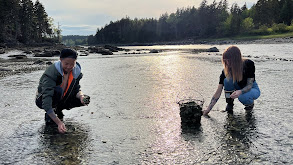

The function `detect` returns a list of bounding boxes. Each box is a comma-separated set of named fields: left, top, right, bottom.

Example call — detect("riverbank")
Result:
left=0, top=36, right=292, bottom=79
left=203, top=36, right=293, bottom=45
left=153, top=36, right=293, bottom=45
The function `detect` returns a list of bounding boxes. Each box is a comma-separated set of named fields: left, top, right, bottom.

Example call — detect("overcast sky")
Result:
left=33, top=0, right=258, bottom=36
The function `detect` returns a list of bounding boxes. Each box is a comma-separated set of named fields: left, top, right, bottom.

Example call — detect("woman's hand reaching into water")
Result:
left=202, top=109, right=210, bottom=116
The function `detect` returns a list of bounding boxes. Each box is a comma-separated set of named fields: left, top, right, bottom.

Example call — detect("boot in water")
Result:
left=225, top=98, right=234, bottom=114
left=244, top=102, right=254, bottom=111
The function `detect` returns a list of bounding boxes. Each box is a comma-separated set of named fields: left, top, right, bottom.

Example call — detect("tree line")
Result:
left=62, top=35, right=88, bottom=46
left=89, top=0, right=293, bottom=45
left=0, top=0, right=60, bottom=45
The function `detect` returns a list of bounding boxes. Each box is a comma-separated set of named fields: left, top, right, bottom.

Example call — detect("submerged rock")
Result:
left=23, top=50, right=33, bottom=54
left=46, top=61, right=53, bottom=65
left=207, top=47, right=219, bottom=52
left=0, top=67, right=13, bottom=71
left=33, top=49, right=60, bottom=57
left=149, top=49, right=159, bottom=53
left=79, top=51, right=89, bottom=56
left=51, top=50, right=61, bottom=56
left=33, top=59, right=45, bottom=65
left=34, top=52, right=54, bottom=57
left=104, top=45, right=123, bottom=52
left=0, top=48, right=5, bottom=54
left=8, top=55, right=27, bottom=59
left=88, top=46, right=113, bottom=55
left=33, top=60, right=52, bottom=65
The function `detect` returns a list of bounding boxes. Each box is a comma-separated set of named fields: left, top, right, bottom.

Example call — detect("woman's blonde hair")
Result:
left=222, top=46, right=243, bottom=82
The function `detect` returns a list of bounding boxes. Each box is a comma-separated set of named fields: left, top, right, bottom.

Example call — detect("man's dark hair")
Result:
left=60, top=49, right=77, bottom=59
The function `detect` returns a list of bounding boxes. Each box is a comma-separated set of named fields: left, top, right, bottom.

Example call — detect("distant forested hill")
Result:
left=88, top=0, right=293, bottom=45
left=62, top=35, right=88, bottom=46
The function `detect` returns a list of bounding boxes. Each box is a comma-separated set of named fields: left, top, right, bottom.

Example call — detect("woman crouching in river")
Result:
left=203, top=46, right=260, bottom=115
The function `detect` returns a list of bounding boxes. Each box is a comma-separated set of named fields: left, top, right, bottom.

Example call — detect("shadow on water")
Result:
left=38, top=120, right=90, bottom=165
left=220, top=111, right=258, bottom=163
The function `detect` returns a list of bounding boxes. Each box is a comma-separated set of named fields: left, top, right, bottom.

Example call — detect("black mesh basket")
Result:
left=177, top=90, right=204, bottom=125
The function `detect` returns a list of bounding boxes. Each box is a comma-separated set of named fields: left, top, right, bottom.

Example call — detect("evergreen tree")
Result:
left=20, top=0, right=34, bottom=44
left=254, top=0, right=277, bottom=26
left=87, top=35, right=96, bottom=45
left=229, top=3, right=242, bottom=35
left=157, top=13, right=169, bottom=40
left=198, top=0, right=209, bottom=36
left=0, top=0, right=21, bottom=43
left=270, top=0, right=281, bottom=23
left=34, top=0, right=50, bottom=42
left=280, top=0, right=293, bottom=25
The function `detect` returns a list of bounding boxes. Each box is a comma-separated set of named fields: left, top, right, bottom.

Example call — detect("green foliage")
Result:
left=272, top=23, right=288, bottom=33
left=241, top=17, right=254, bottom=32
left=250, top=25, right=272, bottom=35
left=260, top=25, right=271, bottom=33
left=217, top=15, right=232, bottom=36
left=286, top=25, right=293, bottom=32
left=287, top=20, right=293, bottom=32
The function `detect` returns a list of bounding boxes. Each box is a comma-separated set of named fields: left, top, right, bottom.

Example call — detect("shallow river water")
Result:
left=1, top=43, right=293, bottom=164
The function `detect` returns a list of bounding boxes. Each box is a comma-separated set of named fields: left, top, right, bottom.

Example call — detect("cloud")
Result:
left=61, top=24, right=99, bottom=36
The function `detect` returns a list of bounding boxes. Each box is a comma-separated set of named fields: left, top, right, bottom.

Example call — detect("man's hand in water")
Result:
left=48, top=112, right=67, bottom=133
left=57, top=122, right=67, bottom=133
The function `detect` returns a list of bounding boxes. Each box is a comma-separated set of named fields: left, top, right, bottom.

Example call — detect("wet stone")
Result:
left=8, top=55, right=27, bottom=59
left=33, top=60, right=45, bottom=65
left=83, top=95, right=90, bottom=105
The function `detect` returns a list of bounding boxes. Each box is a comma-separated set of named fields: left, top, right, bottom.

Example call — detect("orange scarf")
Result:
left=61, top=71, right=74, bottom=97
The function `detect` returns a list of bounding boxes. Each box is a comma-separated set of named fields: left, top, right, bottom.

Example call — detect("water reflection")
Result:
left=38, top=121, right=89, bottom=165
left=181, top=124, right=203, bottom=140
left=221, top=111, right=257, bottom=163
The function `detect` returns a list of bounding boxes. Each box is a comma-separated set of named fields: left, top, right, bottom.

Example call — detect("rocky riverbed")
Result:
left=0, top=58, right=52, bottom=78
left=0, top=43, right=221, bottom=79
left=1, top=41, right=293, bottom=164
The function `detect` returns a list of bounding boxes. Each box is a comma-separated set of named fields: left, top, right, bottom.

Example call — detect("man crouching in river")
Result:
left=35, top=48, right=90, bottom=133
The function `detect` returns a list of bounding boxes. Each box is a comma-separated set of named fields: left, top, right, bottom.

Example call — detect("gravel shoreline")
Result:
left=204, top=36, right=293, bottom=45
left=163, top=36, right=293, bottom=45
